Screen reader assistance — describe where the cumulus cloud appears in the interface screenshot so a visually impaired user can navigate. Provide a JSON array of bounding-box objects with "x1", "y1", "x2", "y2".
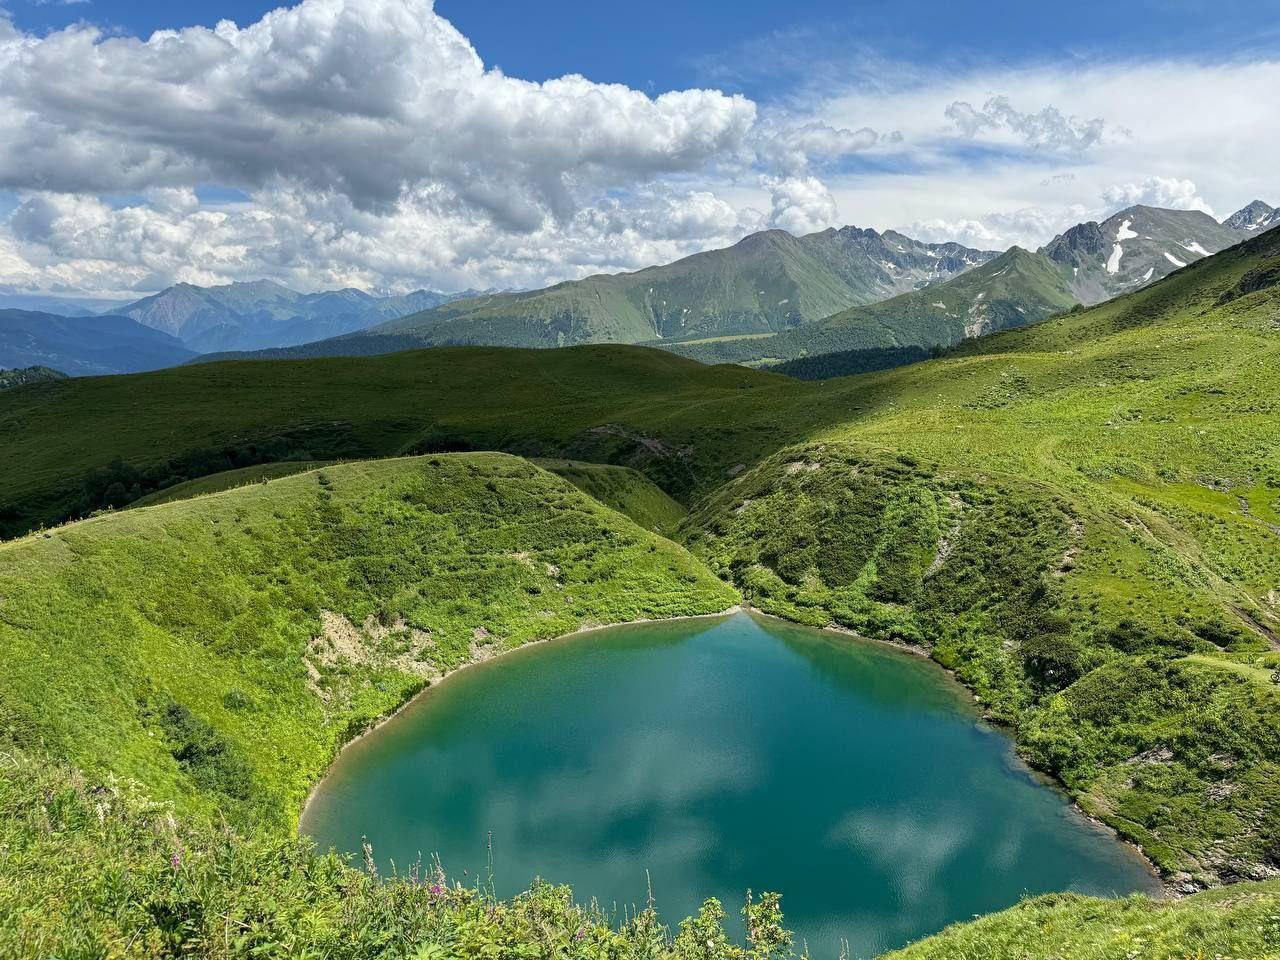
[
  {"x1": 756, "y1": 119, "x2": 880, "y2": 174},
  {"x1": 0, "y1": 0, "x2": 755, "y2": 228},
  {"x1": 907, "y1": 204, "x2": 1092, "y2": 251},
  {"x1": 765, "y1": 176, "x2": 839, "y2": 235},
  {"x1": 945, "y1": 96, "x2": 1107, "y2": 152},
  {"x1": 0, "y1": 183, "x2": 775, "y2": 296},
  {"x1": 1102, "y1": 176, "x2": 1214, "y2": 215},
  {"x1": 1, "y1": 1, "x2": 1276, "y2": 297},
  {"x1": 0, "y1": 0, "x2": 883, "y2": 295}
]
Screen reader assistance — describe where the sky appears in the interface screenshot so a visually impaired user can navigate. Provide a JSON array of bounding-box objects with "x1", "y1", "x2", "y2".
[{"x1": 1, "y1": 0, "x2": 1278, "y2": 297}]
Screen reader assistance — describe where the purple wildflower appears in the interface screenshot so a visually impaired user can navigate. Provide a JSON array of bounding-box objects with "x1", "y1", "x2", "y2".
[
  {"x1": 170, "y1": 850, "x2": 181, "y2": 870},
  {"x1": 429, "y1": 884, "x2": 444, "y2": 896},
  {"x1": 574, "y1": 927, "x2": 586, "y2": 942}
]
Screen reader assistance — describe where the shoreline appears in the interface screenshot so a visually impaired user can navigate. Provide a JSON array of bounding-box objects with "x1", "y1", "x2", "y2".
[
  {"x1": 296, "y1": 601, "x2": 1167, "y2": 897},
  {"x1": 297, "y1": 604, "x2": 746, "y2": 829}
]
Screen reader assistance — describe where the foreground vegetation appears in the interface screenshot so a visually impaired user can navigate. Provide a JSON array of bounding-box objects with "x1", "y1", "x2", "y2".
[
  {"x1": 8, "y1": 745, "x2": 1280, "y2": 960},
  {"x1": 1, "y1": 227, "x2": 1279, "y2": 954}
]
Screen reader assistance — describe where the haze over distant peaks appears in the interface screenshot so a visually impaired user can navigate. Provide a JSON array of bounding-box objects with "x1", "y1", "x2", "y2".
[
  {"x1": 0, "y1": 309, "x2": 196, "y2": 376},
  {"x1": 116, "y1": 280, "x2": 469, "y2": 353}
]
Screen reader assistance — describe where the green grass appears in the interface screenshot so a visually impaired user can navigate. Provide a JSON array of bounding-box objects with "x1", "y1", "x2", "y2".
[
  {"x1": 0, "y1": 454, "x2": 735, "y2": 832},
  {"x1": 534, "y1": 459, "x2": 688, "y2": 532},
  {"x1": 129, "y1": 460, "x2": 333, "y2": 508},
  {"x1": 0, "y1": 346, "x2": 813, "y2": 536},
  {"x1": 885, "y1": 881, "x2": 1280, "y2": 959},
  {"x1": 2, "y1": 228, "x2": 1280, "y2": 954}
]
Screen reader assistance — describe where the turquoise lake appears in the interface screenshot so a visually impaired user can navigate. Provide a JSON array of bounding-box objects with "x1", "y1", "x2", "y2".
[{"x1": 301, "y1": 612, "x2": 1158, "y2": 957}]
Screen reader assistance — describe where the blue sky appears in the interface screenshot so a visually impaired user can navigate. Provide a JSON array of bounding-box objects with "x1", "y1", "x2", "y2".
[
  {"x1": 10, "y1": 0, "x2": 1280, "y2": 95},
  {"x1": 0, "y1": 0, "x2": 1277, "y2": 296}
]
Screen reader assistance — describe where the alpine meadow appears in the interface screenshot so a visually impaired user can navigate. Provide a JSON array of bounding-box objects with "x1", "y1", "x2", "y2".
[{"x1": 1, "y1": 1, "x2": 1279, "y2": 957}]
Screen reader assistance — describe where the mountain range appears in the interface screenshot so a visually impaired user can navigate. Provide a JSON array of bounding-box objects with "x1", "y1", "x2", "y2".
[
  {"x1": 0, "y1": 310, "x2": 196, "y2": 377},
  {"x1": 0, "y1": 281, "x2": 479, "y2": 374},
  {"x1": 114, "y1": 280, "x2": 468, "y2": 353},
  {"x1": 194, "y1": 201, "x2": 1272, "y2": 371},
  {"x1": 663, "y1": 201, "x2": 1272, "y2": 370},
  {"x1": 4, "y1": 200, "x2": 1273, "y2": 378},
  {"x1": 1042, "y1": 204, "x2": 1249, "y2": 304},
  {"x1": 664, "y1": 245, "x2": 1079, "y2": 369},
  {"x1": 366, "y1": 227, "x2": 999, "y2": 348}
]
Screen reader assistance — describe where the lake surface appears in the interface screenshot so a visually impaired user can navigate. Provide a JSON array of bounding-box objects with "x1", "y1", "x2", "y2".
[{"x1": 302, "y1": 612, "x2": 1158, "y2": 957}]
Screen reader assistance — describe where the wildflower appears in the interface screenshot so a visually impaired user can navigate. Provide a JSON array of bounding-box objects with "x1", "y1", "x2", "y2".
[
  {"x1": 170, "y1": 850, "x2": 182, "y2": 870},
  {"x1": 429, "y1": 884, "x2": 444, "y2": 896},
  {"x1": 574, "y1": 927, "x2": 586, "y2": 941}
]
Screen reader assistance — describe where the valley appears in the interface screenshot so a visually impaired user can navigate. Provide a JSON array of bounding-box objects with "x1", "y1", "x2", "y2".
[
  {"x1": 1, "y1": 218, "x2": 1278, "y2": 956},
  {"x1": 3, "y1": 1, "x2": 1279, "y2": 954}
]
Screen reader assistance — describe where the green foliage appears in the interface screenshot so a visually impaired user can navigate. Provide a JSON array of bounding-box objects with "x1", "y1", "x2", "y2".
[
  {"x1": 665, "y1": 247, "x2": 1078, "y2": 369},
  {"x1": 3, "y1": 227, "x2": 1280, "y2": 955},
  {"x1": 534, "y1": 459, "x2": 689, "y2": 533},
  {"x1": 0, "y1": 366, "x2": 66, "y2": 390},
  {"x1": 883, "y1": 885, "x2": 1280, "y2": 960},
  {"x1": 0, "y1": 454, "x2": 735, "y2": 830},
  {"x1": 0, "y1": 747, "x2": 805, "y2": 959}
]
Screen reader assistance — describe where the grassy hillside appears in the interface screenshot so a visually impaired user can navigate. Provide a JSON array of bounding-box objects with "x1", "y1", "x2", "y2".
[
  {"x1": 686, "y1": 227, "x2": 1280, "y2": 887},
  {"x1": 664, "y1": 247, "x2": 1078, "y2": 368},
  {"x1": 128, "y1": 460, "x2": 333, "y2": 507},
  {"x1": 0, "y1": 346, "x2": 813, "y2": 537},
  {"x1": 2, "y1": 227, "x2": 1280, "y2": 954},
  {"x1": 0, "y1": 454, "x2": 735, "y2": 831},
  {"x1": 533, "y1": 459, "x2": 688, "y2": 533},
  {"x1": 195, "y1": 227, "x2": 995, "y2": 362},
  {"x1": 886, "y1": 881, "x2": 1280, "y2": 959}
]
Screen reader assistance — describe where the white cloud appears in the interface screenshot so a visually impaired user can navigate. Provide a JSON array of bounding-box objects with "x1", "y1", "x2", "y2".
[
  {"x1": 1101, "y1": 176, "x2": 1214, "y2": 215},
  {"x1": 0, "y1": 1, "x2": 1276, "y2": 297},
  {"x1": 808, "y1": 58, "x2": 1280, "y2": 248},
  {"x1": 908, "y1": 204, "x2": 1092, "y2": 252},
  {"x1": 945, "y1": 96, "x2": 1107, "y2": 152},
  {"x1": 765, "y1": 176, "x2": 840, "y2": 235},
  {"x1": 0, "y1": 0, "x2": 757, "y2": 226}
]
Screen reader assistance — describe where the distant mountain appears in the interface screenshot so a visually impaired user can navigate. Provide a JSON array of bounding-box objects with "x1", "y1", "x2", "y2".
[
  {"x1": 1041, "y1": 205, "x2": 1249, "y2": 304},
  {"x1": 192, "y1": 226, "x2": 999, "y2": 362},
  {"x1": 662, "y1": 247, "x2": 1078, "y2": 369},
  {"x1": 116, "y1": 281, "x2": 465, "y2": 353},
  {"x1": 369, "y1": 226, "x2": 999, "y2": 348},
  {"x1": 1224, "y1": 200, "x2": 1277, "y2": 233},
  {"x1": 0, "y1": 293, "x2": 132, "y2": 317},
  {"x1": 0, "y1": 310, "x2": 196, "y2": 376},
  {"x1": 0, "y1": 365, "x2": 68, "y2": 390}
]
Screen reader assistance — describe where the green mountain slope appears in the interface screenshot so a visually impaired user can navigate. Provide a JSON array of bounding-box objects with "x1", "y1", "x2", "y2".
[
  {"x1": 2, "y1": 227, "x2": 1280, "y2": 954},
  {"x1": 0, "y1": 455, "x2": 734, "y2": 828},
  {"x1": 195, "y1": 226, "x2": 996, "y2": 361},
  {"x1": 685, "y1": 225, "x2": 1280, "y2": 887},
  {"x1": 887, "y1": 882, "x2": 1280, "y2": 959},
  {"x1": 0, "y1": 346, "x2": 805, "y2": 537},
  {"x1": 664, "y1": 246, "x2": 1079, "y2": 369}
]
